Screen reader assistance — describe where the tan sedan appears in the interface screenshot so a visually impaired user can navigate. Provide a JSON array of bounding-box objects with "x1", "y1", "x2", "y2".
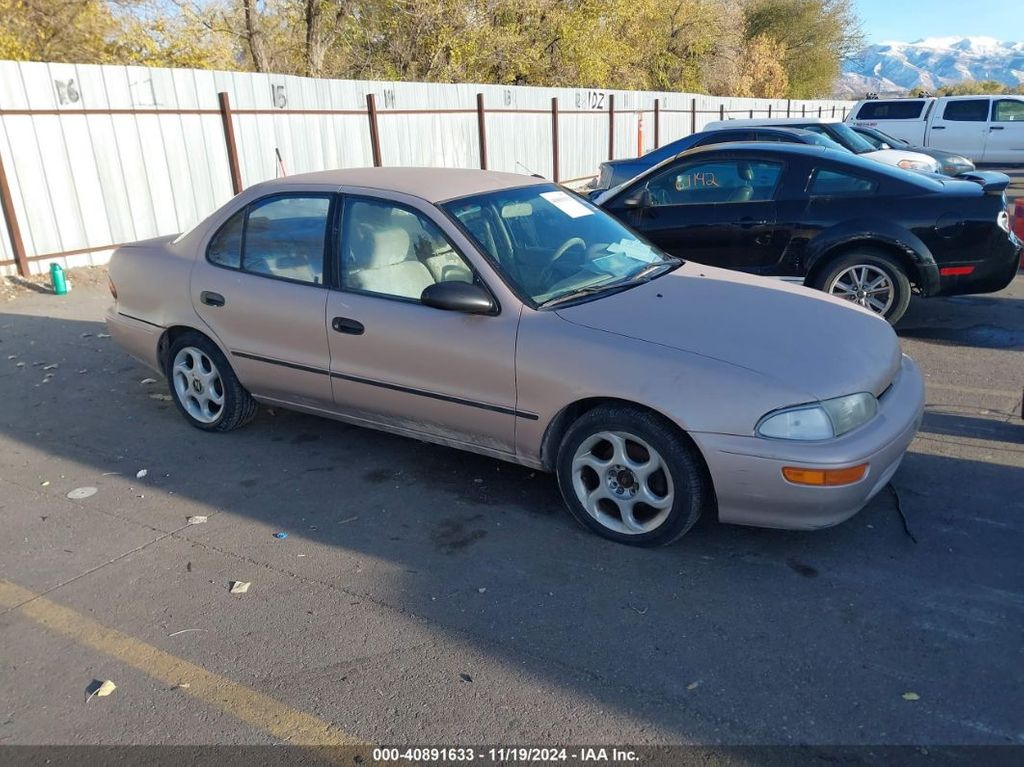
[{"x1": 106, "y1": 168, "x2": 924, "y2": 545}]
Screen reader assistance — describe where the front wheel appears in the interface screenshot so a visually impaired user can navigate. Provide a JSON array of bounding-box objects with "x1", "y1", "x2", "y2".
[
  {"x1": 555, "y1": 405, "x2": 711, "y2": 546},
  {"x1": 812, "y1": 250, "x2": 912, "y2": 324}
]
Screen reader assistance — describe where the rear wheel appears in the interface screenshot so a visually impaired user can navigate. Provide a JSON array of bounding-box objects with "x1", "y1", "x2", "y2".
[
  {"x1": 555, "y1": 405, "x2": 710, "y2": 546},
  {"x1": 813, "y1": 250, "x2": 911, "y2": 324},
  {"x1": 163, "y1": 332, "x2": 257, "y2": 432}
]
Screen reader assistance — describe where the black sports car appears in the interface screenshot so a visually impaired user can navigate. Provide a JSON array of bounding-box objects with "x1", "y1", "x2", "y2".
[
  {"x1": 593, "y1": 127, "x2": 845, "y2": 192},
  {"x1": 595, "y1": 143, "x2": 1021, "y2": 323}
]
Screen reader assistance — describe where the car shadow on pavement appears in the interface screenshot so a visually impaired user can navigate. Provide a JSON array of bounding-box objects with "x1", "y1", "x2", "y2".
[
  {"x1": 897, "y1": 292, "x2": 1024, "y2": 352},
  {"x1": 2, "y1": 311, "x2": 1023, "y2": 745},
  {"x1": 920, "y1": 410, "x2": 1024, "y2": 443}
]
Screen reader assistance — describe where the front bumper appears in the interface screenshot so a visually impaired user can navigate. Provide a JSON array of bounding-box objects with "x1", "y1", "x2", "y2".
[{"x1": 692, "y1": 355, "x2": 925, "y2": 530}]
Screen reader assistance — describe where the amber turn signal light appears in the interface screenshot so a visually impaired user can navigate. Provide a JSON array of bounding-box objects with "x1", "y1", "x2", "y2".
[{"x1": 782, "y1": 464, "x2": 868, "y2": 486}]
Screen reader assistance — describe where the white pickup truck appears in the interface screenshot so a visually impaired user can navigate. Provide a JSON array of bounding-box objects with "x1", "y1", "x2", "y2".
[{"x1": 845, "y1": 95, "x2": 1024, "y2": 165}]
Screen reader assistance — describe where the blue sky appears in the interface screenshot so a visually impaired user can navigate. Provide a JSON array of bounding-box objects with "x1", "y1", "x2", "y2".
[{"x1": 856, "y1": 0, "x2": 1016, "y2": 43}]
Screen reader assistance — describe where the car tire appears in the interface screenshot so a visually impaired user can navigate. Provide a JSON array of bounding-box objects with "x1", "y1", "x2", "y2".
[
  {"x1": 555, "y1": 405, "x2": 710, "y2": 546},
  {"x1": 812, "y1": 249, "x2": 912, "y2": 324},
  {"x1": 163, "y1": 331, "x2": 257, "y2": 432}
]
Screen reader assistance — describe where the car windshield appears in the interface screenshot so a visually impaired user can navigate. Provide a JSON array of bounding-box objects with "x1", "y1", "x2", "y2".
[
  {"x1": 825, "y1": 123, "x2": 878, "y2": 154},
  {"x1": 441, "y1": 184, "x2": 678, "y2": 307},
  {"x1": 804, "y1": 123, "x2": 876, "y2": 154},
  {"x1": 803, "y1": 133, "x2": 849, "y2": 151},
  {"x1": 874, "y1": 129, "x2": 909, "y2": 148}
]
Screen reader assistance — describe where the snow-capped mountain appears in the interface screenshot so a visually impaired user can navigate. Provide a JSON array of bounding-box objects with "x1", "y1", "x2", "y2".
[{"x1": 838, "y1": 36, "x2": 1024, "y2": 96}]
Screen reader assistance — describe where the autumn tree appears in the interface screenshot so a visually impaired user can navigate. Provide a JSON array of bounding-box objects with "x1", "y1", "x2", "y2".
[
  {"x1": 733, "y1": 35, "x2": 789, "y2": 98},
  {"x1": 937, "y1": 79, "x2": 1013, "y2": 96},
  {"x1": 0, "y1": 0, "x2": 122, "y2": 62},
  {"x1": 743, "y1": 0, "x2": 862, "y2": 98}
]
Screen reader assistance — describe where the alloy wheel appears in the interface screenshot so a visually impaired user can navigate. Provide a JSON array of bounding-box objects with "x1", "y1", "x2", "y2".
[
  {"x1": 570, "y1": 430, "x2": 674, "y2": 535},
  {"x1": 827, "y1": 264, "x2": 895, "y2": 316},
  {"x1": 172, "y1": 346, "x2": 225, "y2": 424}
]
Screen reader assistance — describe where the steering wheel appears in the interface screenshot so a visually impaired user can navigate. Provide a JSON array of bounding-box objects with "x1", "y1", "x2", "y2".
[{"x1": 539, "y1": 237, "x2": 587, "y2": 285}]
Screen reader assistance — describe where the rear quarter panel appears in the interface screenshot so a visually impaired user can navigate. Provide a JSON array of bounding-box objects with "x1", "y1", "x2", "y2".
[{"x1": 108, "y1": 236, "x2": 202, "y2": 360}]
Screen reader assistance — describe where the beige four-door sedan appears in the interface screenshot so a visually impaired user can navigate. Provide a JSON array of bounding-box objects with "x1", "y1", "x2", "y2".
[{"x1": 107, "y1": 168, "x2": 925, "y2": 546}]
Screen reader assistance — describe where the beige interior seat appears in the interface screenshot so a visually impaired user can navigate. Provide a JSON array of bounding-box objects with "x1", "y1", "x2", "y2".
[
  {"x1": 349, "y1": 227, "x2": 435, "y2": 299},
  {"x1": 423, "y1": 249, "x2": 473, "y2": 283}
]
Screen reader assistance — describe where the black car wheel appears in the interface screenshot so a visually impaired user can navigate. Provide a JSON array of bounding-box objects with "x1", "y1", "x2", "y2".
[
  {"x1": 813, "y1": 250, "x2": 912, "y2": 324},
  {"x1": 163, "y1": 331, "x2": 258, "y2": 432},
  {"x1": 555, "y1": 405, "x2": 711, "y2": 546}
]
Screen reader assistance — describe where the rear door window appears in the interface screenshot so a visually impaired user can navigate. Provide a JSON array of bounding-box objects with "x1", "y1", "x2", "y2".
[
  {"x1": 855, "y1": 100, "x2": 926, "y2": 120},
  {"x1": 207, "y1": 195, "x2": 332, "y2": 285},
  {"x1": 992, "y1": 99, "x2": 1024, "y2": 122},
  {"x1": 808, "y1": 169, "x2": 877, "y2": 197},
  {"x1": 243, "y1": 196, "x2": 330, "y2": 284},
  {"x1": 942, "y1": 99, "x2": 989, "y2": 122}
]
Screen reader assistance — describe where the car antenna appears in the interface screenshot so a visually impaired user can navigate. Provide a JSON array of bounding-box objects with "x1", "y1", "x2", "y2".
[{"x1": 515, "y1": 161, "x2": 545, "y2": 179}]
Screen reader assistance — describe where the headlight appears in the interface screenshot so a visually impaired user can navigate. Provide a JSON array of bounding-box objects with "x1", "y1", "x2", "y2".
[
  {"x1": 897, "y1": 158, "x2": 936, "y2": 172},
  {"x1": 943, "y1": 157, "x2": 974, "y2": 175},
  {"x1": 757, "y1": 393, "x2": 878, "y2": 441}
]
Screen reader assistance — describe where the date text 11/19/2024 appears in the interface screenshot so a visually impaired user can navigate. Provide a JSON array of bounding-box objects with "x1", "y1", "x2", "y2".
[{"x1": 371, "y1": 747, "x2": 639, "y2": 762}]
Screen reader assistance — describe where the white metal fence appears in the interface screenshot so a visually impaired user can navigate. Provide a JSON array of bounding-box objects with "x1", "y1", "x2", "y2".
[{"x1": 0, "y1": 60, "x2": 852, "y2": 275}]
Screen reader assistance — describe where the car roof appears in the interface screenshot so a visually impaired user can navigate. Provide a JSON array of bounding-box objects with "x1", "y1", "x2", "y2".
[
  {"x1": 703, "y1": 126, "x2": 822, "y2": 136},
  {"x1": 250, "y1": 167, "x2": 547, "y2": 203},
  {"x1": 703, "y1": 118, "x2": 833, "y2": 129}
]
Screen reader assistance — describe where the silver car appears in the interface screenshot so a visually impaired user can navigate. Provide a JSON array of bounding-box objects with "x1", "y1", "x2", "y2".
[{"x1": 106, "y1": 168, "x2": 925, "y2": 546}]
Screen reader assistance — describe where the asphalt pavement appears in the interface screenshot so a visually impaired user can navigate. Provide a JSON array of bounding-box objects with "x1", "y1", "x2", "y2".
[{"x1": 0, "y1": 272, "x2": 1022, "y2": 751}]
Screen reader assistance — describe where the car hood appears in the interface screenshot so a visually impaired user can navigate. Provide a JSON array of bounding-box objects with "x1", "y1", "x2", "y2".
[{"x1": 555, "y1": 263, "x2": 902, "y2": 402}]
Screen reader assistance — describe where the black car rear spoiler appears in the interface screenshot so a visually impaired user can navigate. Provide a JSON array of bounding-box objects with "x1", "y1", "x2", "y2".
[{"x1": 955, "y1": 170, "x2": 1010, "y2": 193}]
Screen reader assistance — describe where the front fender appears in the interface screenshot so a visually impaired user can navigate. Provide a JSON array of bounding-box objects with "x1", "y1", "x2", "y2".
[{"x1": 804, "y1": 219, "x2": 940, "y2": 295}]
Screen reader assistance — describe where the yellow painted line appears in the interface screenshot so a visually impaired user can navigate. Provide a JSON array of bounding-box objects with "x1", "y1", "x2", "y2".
[{"x1": 0, "y1": 579, "x2": 365, "y2": 746}]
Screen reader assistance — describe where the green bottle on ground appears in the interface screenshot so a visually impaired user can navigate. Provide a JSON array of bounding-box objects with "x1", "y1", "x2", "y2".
[{"x1": 49, "y1": 263, "x2": 68, "y2": 296}]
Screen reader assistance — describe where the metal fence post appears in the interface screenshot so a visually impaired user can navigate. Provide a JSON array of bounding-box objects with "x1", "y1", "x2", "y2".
[
  {"x1": 802, "y1": 104, "x2": 806, "y2": 117},
  {"x1": 366, "y1": 94, "x2": 382, "y2": 167},
  {"x1": 0, "y1": 150, "x2": 29, "y2": 277},
  {"x1": 720, "y1": 104, "x2": 725, "y2": 120},
  {"x1": 551, "y1": 97, "x2": 560, "y2": 182},
  {"x1": 476, "y1": 93, "x2": 488, "y2": 170},
  {"x1": 654, "y1": 99, "x2": 661, "y2": 148},
  {"x1": 217, "y1": 92, "x2": 243, "y2": 195},
  {"x1": 787, "y1": 99, "x2": 792, "y2": 117},
  {"x1": 768, "y1": 104, "x2": 772, "y2": 118},
  {"x1": 607, "y1": 94, "x2": 615, "y2": 161},
  {"x1": 690, "y1": 98, "x2": 696, "y2": 134}
]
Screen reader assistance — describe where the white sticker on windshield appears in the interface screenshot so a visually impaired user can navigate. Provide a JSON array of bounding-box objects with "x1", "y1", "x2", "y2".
[
  {"x1": 606, "y1": 239, "x2": 659, "y2": 263},
  {"x1": 540, "y1": 190, "x2": 594, "y2": 219}
]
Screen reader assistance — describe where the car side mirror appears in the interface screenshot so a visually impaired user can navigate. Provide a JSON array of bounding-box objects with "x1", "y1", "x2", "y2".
[
  {"x1": 622, "y1": 188, "x2": 652, "y2": 209},
  {"x1": 421, "y1": 281, "x2": 495, "y2": 314},
  {"x1": 879, "y1": 142, "x2": 891, "y2": 150}
]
